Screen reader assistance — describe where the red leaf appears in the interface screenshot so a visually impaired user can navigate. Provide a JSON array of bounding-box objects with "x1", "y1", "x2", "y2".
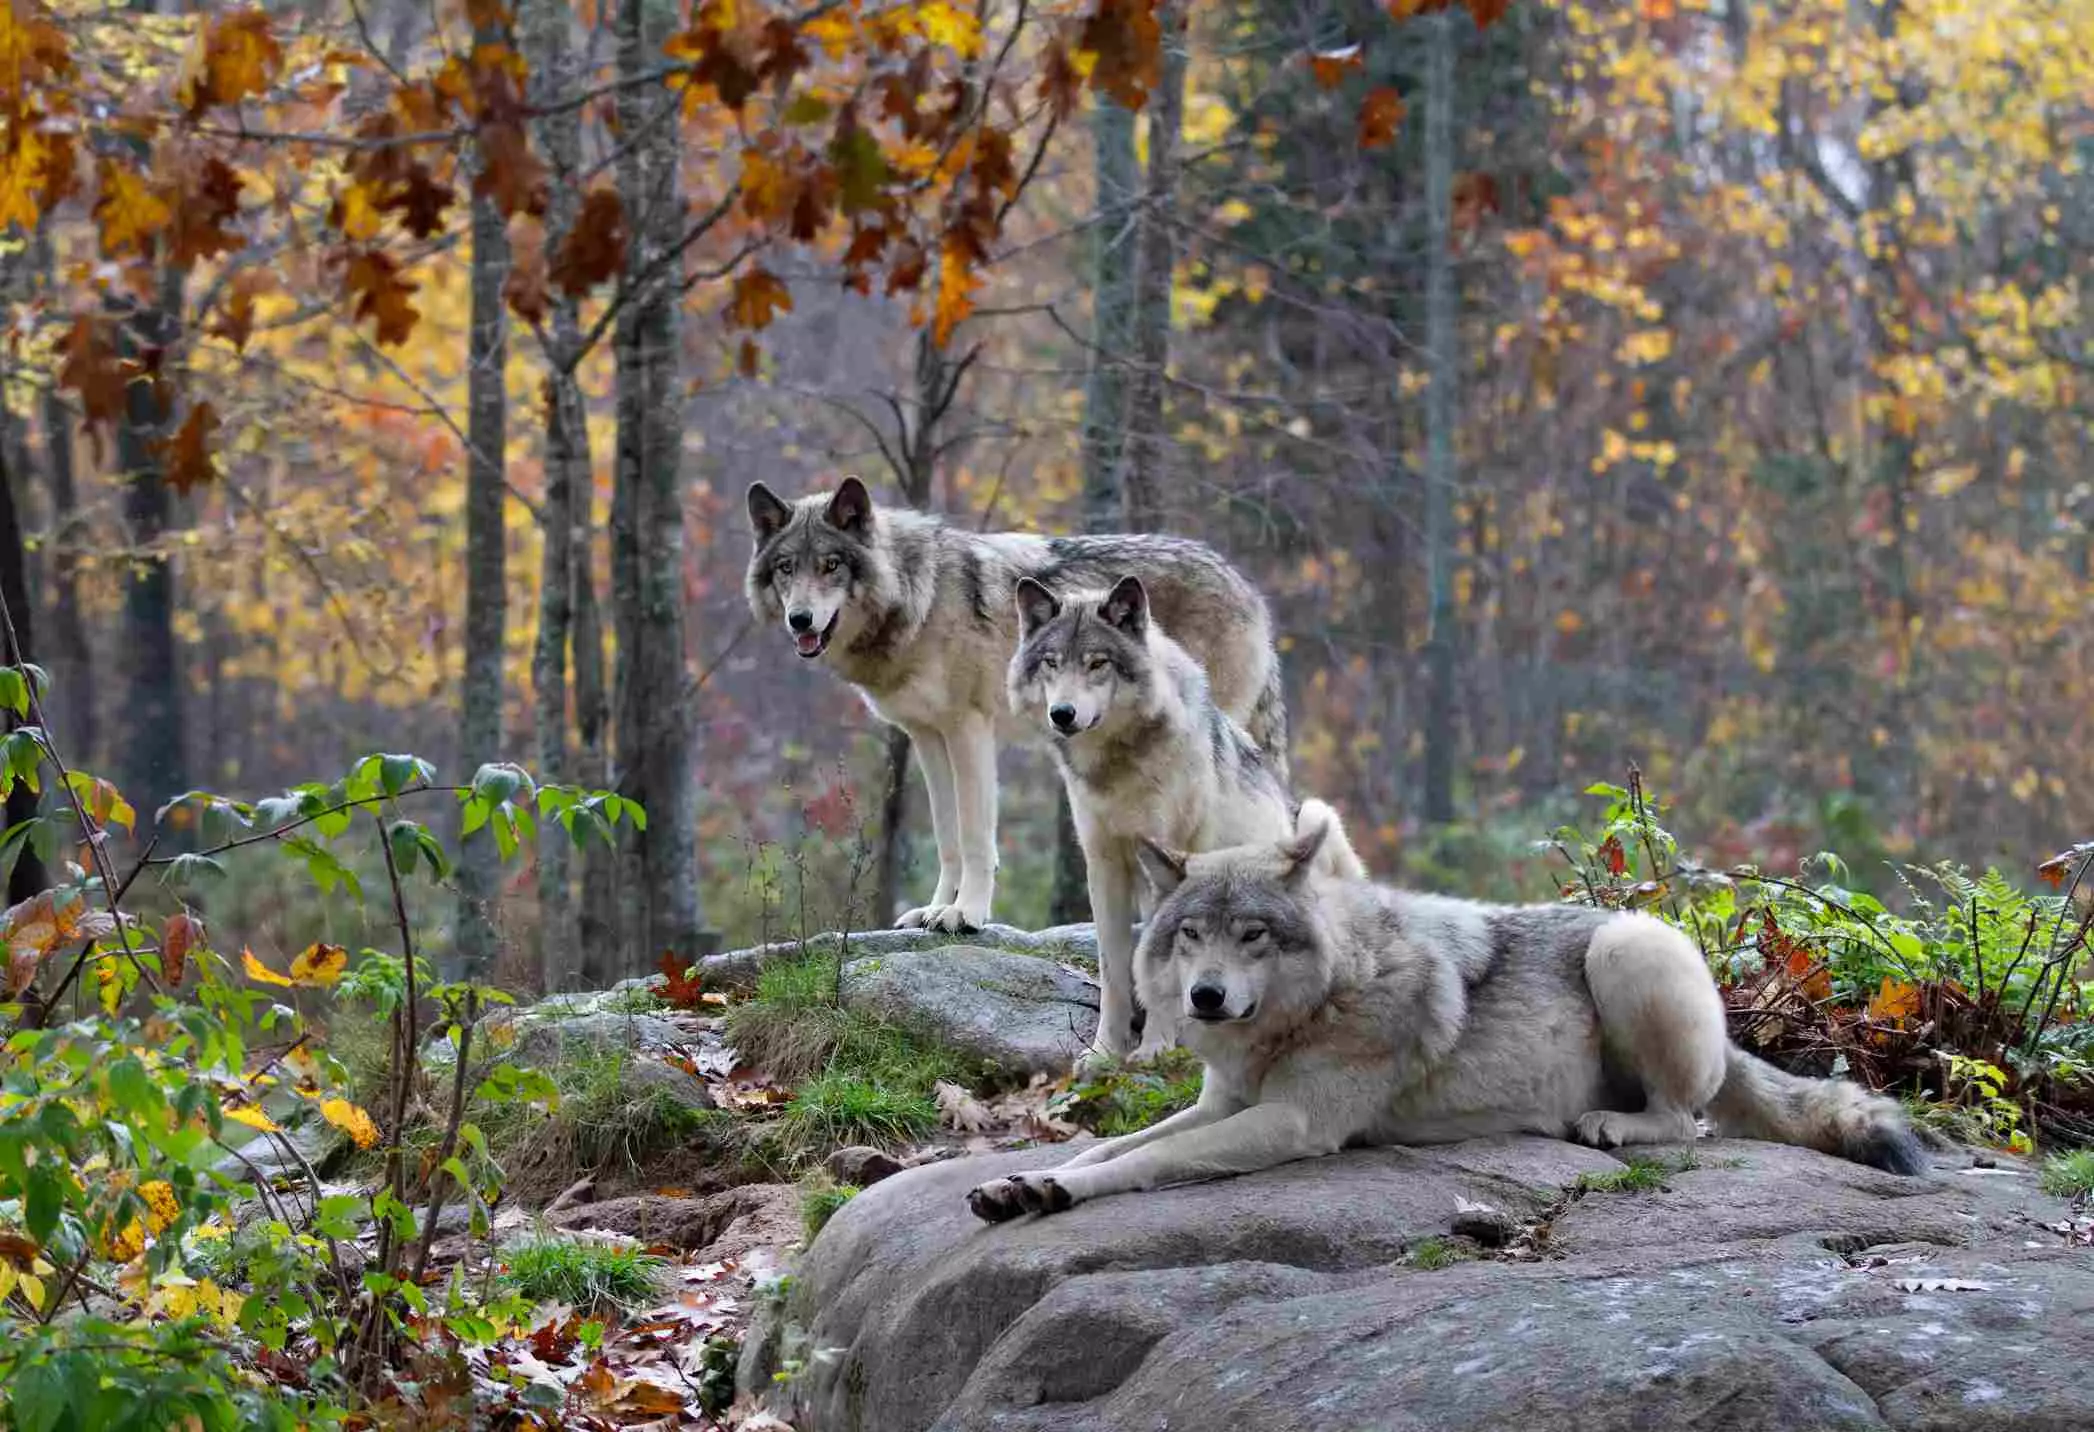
[
  {"x1": 159, "y1": 401, "x2": 220, "y2": 495},
  {"x1": 657, "y1": 950, "x2": 706, "y2": 1009},
  {"x1": 1308, "y1": 43, "x2": 1363, "y2": 91},
  {"x1": 1357, "y1": 87, "x2": 1406, "y2": 149},
  {"x1": 550, "y1": 187, "x2": 625, "y2": 297}
]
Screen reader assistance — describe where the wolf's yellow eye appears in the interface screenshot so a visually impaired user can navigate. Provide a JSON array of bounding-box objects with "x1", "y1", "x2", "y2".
[
  {"x1": 1040, "y1": 655, "x2": 1060, "y2": 672},
  {"x1": 1239, "y1": 924, "x2": 1267, "y2": 943},
  {"x1": 1085, "y1": 655, "x2": 1110, "y2": 673},
  {"x1": 1179, "y1": 925, "x2": 1202, "y2": 944},
  {"x1": 819, "y1": 556, "x2": 841, "y2": 575},
  {"x1": 773, "y1": 558, "x2": 794, "y2": 577}
]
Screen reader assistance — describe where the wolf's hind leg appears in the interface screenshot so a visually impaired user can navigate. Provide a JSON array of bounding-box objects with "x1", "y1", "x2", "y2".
[{"x1": 1575, "y1": 914, "x2": 1725, "y2": 1150}]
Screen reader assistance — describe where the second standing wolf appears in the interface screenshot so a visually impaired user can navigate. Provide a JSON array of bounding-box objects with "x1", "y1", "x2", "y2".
[
  {"x1": 1008, "y1": 575, "x2": 1355, "y2": 1060},
  {"x1": 745, "y1": 477, "x2": 1287, "y2": 934}
]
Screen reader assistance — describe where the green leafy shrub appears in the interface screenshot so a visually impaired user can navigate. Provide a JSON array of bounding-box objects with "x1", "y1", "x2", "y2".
[
  {"x1": 1543, "y1": 771, "x2": 2094, "y2": 1150},
  {"x1": 0, "y1": 665, "x2": 635, "y2": 1421}
]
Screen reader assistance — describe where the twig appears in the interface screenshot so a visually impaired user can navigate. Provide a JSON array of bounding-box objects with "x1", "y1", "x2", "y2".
[{"x1": 409, "y1": 990, "x2": 478, "y2": 1287}]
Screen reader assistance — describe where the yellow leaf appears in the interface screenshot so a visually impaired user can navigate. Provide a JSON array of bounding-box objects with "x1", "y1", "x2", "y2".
[
  {"x1": 224, "y1": 1104, "x2": 281, "y2": 1134},
  {"x1": 0, "y1": 1261, "x2": 14, "y2": 1304},
  {"x1": 320, "y1": 1098, "x2": 381, "y2": 1149},
  {"x1": 288, "y1": 941, "x2": 347, "y2": 986},
  {"x1": 94, "y1": 161, "x2": 171, "y2": 256},
  {"x1": 18, "y1": 1271, "x2": 44, "y2": 1311},
  {"x1": 1867, "y1": 977, "x2": 1921, "y2": 1023},
  {"x1": 241, "y1": 947, "x2": 295, "y2": 987},
  {"x1": 0, "y1": 122, "x2": 47, "y2": 232},
  {"x1": 932, "y1": 242, "x2": 975, "y2": 348},
  {"x1": 914, "y1": 0, "x2": 982, "y2": 57},
  {"x1": 139, "y1": 1180, "x2": 179, "y2": 1235}
]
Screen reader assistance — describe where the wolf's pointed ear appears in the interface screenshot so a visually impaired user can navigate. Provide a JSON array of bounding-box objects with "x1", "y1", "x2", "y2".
[
  {"x1": 1136, "y1": 839, "x2": 1187, "y2": 899},
  {"x1": 1015, "y1": 577, "x2": 1061, "y2": 637},
  {"x1": 825, "y1": 475, "x2": 874, "y2": 537},
  {"x1": 747, "y1": 482, "x2": 792, "y2": 541},
  {"x1": 1278, "y1": 805, "x2": 1334, "y2": 885},
  {"x1": 1098, "y1": 575, "x2": 1149, "y2": 636}
]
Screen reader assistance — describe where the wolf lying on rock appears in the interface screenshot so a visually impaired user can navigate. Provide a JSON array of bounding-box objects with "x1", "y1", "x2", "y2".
[{"x1": 970, "y1": 802, "x2": 1926, "y2": 1221}]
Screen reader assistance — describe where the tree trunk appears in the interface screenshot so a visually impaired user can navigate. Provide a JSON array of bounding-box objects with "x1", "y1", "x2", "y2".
[
  {"x1": 34, "y1": 228, "x2": 90, "y2": 772},
  {"x1": 1050, "y1": 95, "x2": 1147, "y2": 925},
  {"x1": 113, "y1": 268, "x2": 187, "y2": 824},
  {"x1": 1420, "y1": 11, "x2": 1458, "y2": 825},
  {"x1": 614, "y1": 0, "x2": 704, "y2": 974},
  {"x1": 455, "y1": 163, "x2": 511, "y2": 980},
  {"x1": 1119, "y1": 0, "x2": 1187, "y2": 533},
  {"x1": 0, "y1": 444, "x2": 47, "y2": 904},
  {"x1": 526, "y1": 0, "x2": 581, "y2": 991}
]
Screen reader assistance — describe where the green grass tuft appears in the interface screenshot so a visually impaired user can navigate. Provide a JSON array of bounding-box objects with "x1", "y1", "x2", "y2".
[
  {"x1": 501, "y1": 1236, "x2": 667, "y2": 1312},
  {"x1": 772, "y1": 1072, "x2": 938, "y2": 1159},
  {"x1": 2040, "y1": 1148, "x2": 2094, "y2": 1199},
  {"x1": 1574, "y1": 1150, "x2": 1699, "y2": 1194},
  {"x1": 1056, "y1": 1048, "x2": 1204, "y2": 1136},
  {"x1": 1407, "y1": 1237, "x2": 1472, "y2": 1270},
  {"x1": 798, "y1": 1175, "x2": 862, "y2": 1242},
  {"x1": 726, "y1": 951, "x2": 975, "y2": 1092}
]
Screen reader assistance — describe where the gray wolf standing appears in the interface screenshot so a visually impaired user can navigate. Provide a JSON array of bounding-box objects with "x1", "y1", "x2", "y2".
[
  {"x1": 745, "y1": 477, "x2": 1286, "y2": 932},
  {"x1": 1008, "y1": 575, "x2": 1354, "y2": 1062},
  {"x1": 969, "y1": 802, "x2": 1926, "y2": 1219}
]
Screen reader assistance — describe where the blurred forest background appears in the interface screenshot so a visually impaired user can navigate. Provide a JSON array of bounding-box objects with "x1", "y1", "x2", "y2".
[{"x1": 7, "y1": 0, "x2": 2089, "y2": 989}]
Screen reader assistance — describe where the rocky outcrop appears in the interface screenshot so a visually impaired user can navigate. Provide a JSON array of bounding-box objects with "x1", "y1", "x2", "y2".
[
  {"x1": 842, "y1": 946, "x2": 1098, "y2": 1080},
  {"x1": 694, "y1": 923, "x2": 1100, "y2": 993},
  {"x1": 745, "y1": 1137, "x2": 2094, "y2": 1432}
]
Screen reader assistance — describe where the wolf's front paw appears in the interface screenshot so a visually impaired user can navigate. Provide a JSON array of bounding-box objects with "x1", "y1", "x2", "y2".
[
  {"x1": 1572, "y1": 1110, "x2": 1631, "y2": 1150},
  {"x1": 918, "y1": 900, "x2": 986, "y2": 934},
  {"x1": 967, "y1": 1177, "x2": 1029, "y2": 1223}
]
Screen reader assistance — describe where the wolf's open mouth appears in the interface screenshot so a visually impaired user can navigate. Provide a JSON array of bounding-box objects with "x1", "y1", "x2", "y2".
[
  {"x1": 1189, "y1": 1002, "x2": 1255, "y2": 1024},
  {"x1": 794, "y1": 613, "x2": 838, "y2": 658}
]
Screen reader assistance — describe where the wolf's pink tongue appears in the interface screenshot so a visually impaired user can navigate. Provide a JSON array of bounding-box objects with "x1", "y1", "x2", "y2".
[{"x1": 795, "y1": 631, "x2": 823, "y2": 656}]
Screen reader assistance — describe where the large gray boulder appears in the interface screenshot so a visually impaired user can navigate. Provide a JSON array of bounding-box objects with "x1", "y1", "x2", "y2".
[
  {"x1": 841, "y1": 945, "x2": 1098, "y2": 1080},
  {"x1": 745, "y1": 1137, "x2": 2094, "y2": 1432},
  {"x1": 698, "y1": 923, "x2": 1100, "y2": 992}
]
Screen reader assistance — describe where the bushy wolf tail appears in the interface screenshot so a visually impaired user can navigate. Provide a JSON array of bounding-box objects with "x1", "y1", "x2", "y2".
[
  {"x1": 1246, "y1": 660, "x2": 1290, "y2": 787},
  {"x1": 1708, "y1": 1045, "x2": 1927, "y2": 1175},
  {"x1": 1293, "y1": 799, "x2": 1367, "y2": 882}
]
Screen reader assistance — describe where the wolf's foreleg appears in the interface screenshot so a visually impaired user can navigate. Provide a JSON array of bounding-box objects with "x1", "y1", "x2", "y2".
[
  {"x1": 969, "y1": 1100, "x2": 1340, "y2": 1220},
  {"x1": 930, "y1": 711, "x2": 998, "y2": 932},
  {"x1": 894, "y1": 723, "x2": 962, "y2": 929},
  {"x1": 1080, "y1": 852, "x2": 1141, "y2": 1063}
]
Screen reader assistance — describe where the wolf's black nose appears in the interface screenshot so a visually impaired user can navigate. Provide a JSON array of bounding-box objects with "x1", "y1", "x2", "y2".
[
  {"x1": 1049, "y1": 704, "x2": 1078, "y2": 732},
  {"x1": 1189, "y1": 982, "x2": 1226, "y2": 1014},
  {"x1": 788, "y1": 610, "x2": 814, "y2": 633}
]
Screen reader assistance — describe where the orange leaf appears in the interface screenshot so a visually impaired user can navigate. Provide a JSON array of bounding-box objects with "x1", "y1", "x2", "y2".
[
  {"x1": 1600, "y1": 836, "x2": 1627, "y2": 877},
  {"x1": 59, "y1": 316, "x2": 125, "y2": 458},
  {"x1": 342, "y1": 250, "x2": 421, "y2": 346},
  {"x1": 727, "y1": 266, "x2": 793, "y2": 331},
  {"x1": 161, "y1": 912, "x2": 199, "y2": 986},
  {"x1": 1357, "y1": 86, "x2": 1406, "y2": 149},
  {"x1": 210, "y1": 269, "x2": 271, "y2": 353},
  {"x1": 1078, "y1": 0, "x2": 1163, "y2": 111},
  {"x1": 1308, "y1": 43, "x2": 1363, "y2": 91},
  {"x1": 159, "y1": 402, "x2": 220, "y2": 496},
  {"x1": 550, "y1": 186, "x2": 625, "y2": 297},
  {"x1": 505, "y1": 216, "x2": 549, "y2": 323},
  {"x1": 184, "y1": 9, "x2": 283, "y2": 115}
]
